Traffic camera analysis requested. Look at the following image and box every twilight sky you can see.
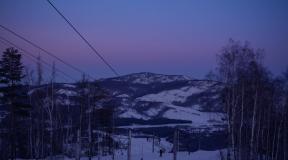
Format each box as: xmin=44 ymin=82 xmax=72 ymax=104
xmin=0 ymin=0 xmax=288 ymax=82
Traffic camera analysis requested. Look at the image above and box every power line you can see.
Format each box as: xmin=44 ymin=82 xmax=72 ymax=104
xmin=0 ymin=36 xmax=77 ymax=82
xmin=23 ymin=54 xmax=70 ymax=83
xmin=0 ymin=24 xmax=94 ymax=80
xmin=46 ymin=0 xmax=120 ymax=76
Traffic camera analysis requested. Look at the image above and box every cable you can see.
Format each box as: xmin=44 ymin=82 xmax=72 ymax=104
xmin=0 ymin=36 xmax=77 ymax=82
xmin=0 ymin=24 xmax=94 ymax=79
xmin=46 ymin=0 xmax=119 ymax=76
xmin=23 ymin=54 xmax=70 ymax=83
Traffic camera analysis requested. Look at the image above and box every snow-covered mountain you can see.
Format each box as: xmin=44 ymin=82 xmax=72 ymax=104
xmin=97 ymin=72 xmax=225 ymax=127
xmin=106 ymin=72 xmax=191 ymax=85
xmin=9 ymin=72 xmax=224 ymax=128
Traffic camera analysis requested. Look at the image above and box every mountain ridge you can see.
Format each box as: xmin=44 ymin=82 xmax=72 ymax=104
xmin=1 ymin=72 xmax=225 ymax=128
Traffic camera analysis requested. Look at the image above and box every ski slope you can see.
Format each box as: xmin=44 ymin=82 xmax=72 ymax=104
xmin=136 ymin=86 xmax=203 ymax=103
xmin=70 ymin=137 xmax=221 ymax=160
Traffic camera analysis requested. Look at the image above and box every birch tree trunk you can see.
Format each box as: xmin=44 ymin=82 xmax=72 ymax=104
xmin=76 ymin=129 xmax=81 ymax=160
xmin=88 ymin=95 xmax=92 ymax=160
xmin=271 ymin=120 xmax=277 ymax=160
xmin=275 ymin=120 xmax=281 ymax=160
xmin=249 ymin=89 xmax=258 ymax=160
xmin=284 ymin=116 xmax=287 ymax=160
xmin=239 ymin=85 xmax=245 ymax=160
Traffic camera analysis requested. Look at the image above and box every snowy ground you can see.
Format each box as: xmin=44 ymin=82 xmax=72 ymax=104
xmin=116 ymin=123 xmax=192 ymax=129
xmin=118 ymin=104 xmax=225 ymax=129
xmin=119 ymin=83 xmax=225 ymax=128
xmin=16 ymin=136 xmax=222 ymax=160
xmin=136 ymin=86 xmax=204 ymax=103
xmin=162 ymin=104 xmax=224 ymax=127
xmin=72 ymin=137 xmax=220 ymax=160
xmin=28 ymin=137 xmax=221 ymax=160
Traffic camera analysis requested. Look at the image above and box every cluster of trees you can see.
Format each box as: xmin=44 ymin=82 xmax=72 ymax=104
xmin=0 ymin=47 xmax=115 ymax=159
xmin=216 ymin=40 xmax=288 ymax=160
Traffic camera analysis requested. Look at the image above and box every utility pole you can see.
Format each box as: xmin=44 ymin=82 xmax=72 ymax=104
xmin=152 ymin=132 xmax=155 ymax=153
xmin=76 ymin=129 xmax=80 ymax=160
xmin=141 ymin=143 xmax=143 ymax=160
xmin=177 ymin=129 xmax=179 ymax=152
xmin=50 ymin=62 xmax=55 ymax=159
xmin=127 ymin=129 xmax=131 ymax=160
xmin=97 ymin=132 xmax=101 ymax=160
xmin=112 ymin=110 xmax=115 ymax=160
xmin=173 ymin=129 xmax=178 ymax=160
xmin=198 ymin=129 xmax=201 ymax=150
xmin=88 ymin=85 xmax=92 ymax=160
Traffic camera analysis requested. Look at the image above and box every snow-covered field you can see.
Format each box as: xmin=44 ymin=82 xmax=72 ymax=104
xmin=119 ymin=108 xmax=149 ymax=120
xmin=162 ymin=104 xmax=224 ymax=127
xmin=52 ymin=137 xmax=221 ymax=160
xmin=118 ymin=103 xmax=225 ymax=128
xmin=117 ymin=123 xmax=191 ymax=129
xmin=136 ymin=86 xmax=203 ymax=103
xmin=116 ymin=81 xmax=224 ymax=128
xmin=97 ymin=138 xmax=218 ymax=160
xmin=37 ymin=137 xmax=221 ymax=160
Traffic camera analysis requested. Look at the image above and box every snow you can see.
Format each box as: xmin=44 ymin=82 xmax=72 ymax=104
xmin=74 ymin=150 xmax=221 ymax=159
xmin=117 ymin=94 xmax=130 ymax=98
xmin=145 ymin=106 xmax=163 ymax=117
xmin=131 ymin=74 xmax=189 ymax=84
xmin=70 ymin=137 xmax=221 ymax=160
xmin=111 ymin=72 xmax=191 ymax=85
xmin=63 ymin=84 xmax=76 ymax=88
xmin=133 ymin=83 xmax=224 ymax=127
xmin=118 ymin=104 xmax=224 ymax=128
xmin=23 ymin=134 xmax=223 ymax=159
xmin=118 ymin=108 xmax=149 ymax=120
xmin=57 ymin=89 xmax=77 ymax=97
xmin=117 ymin=123 xmax=191 ymax=129
xmin=162 ymin=104 xmax=224 ymax=127
xmin=136 ymin=86 xmax=203 ymax=103
xmin=119 ymin=138 xmax=220 ymax=160
xmin=57 ymin=98 xmax=73 ymax=106
xmin=132 ymin=83 xmax=224 ymax=127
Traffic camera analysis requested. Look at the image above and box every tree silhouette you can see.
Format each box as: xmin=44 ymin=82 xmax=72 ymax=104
xmin=0 ymin=47 xmax=31 ymax=159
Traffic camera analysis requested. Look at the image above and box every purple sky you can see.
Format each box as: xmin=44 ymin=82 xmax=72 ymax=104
xmin=1 ymin=0 xmax=288 ymax=82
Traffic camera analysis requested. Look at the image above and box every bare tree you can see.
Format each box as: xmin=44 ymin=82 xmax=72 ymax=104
xmin=44 ymin=62 xmax=56 ymax=158
xmin=24 ymin=67 xmax=35 ymax=158
xmin=36 ymin=54 xmax=43 ymax=86
xmin=216 ymin=39 xmax=277 ymax=160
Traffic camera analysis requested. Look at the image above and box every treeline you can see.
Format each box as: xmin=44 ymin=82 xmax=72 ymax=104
xmin=215 ymin=40 xmax=288 ymax=160
xmin=0 ymin=48 xmax=115 ymax=159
